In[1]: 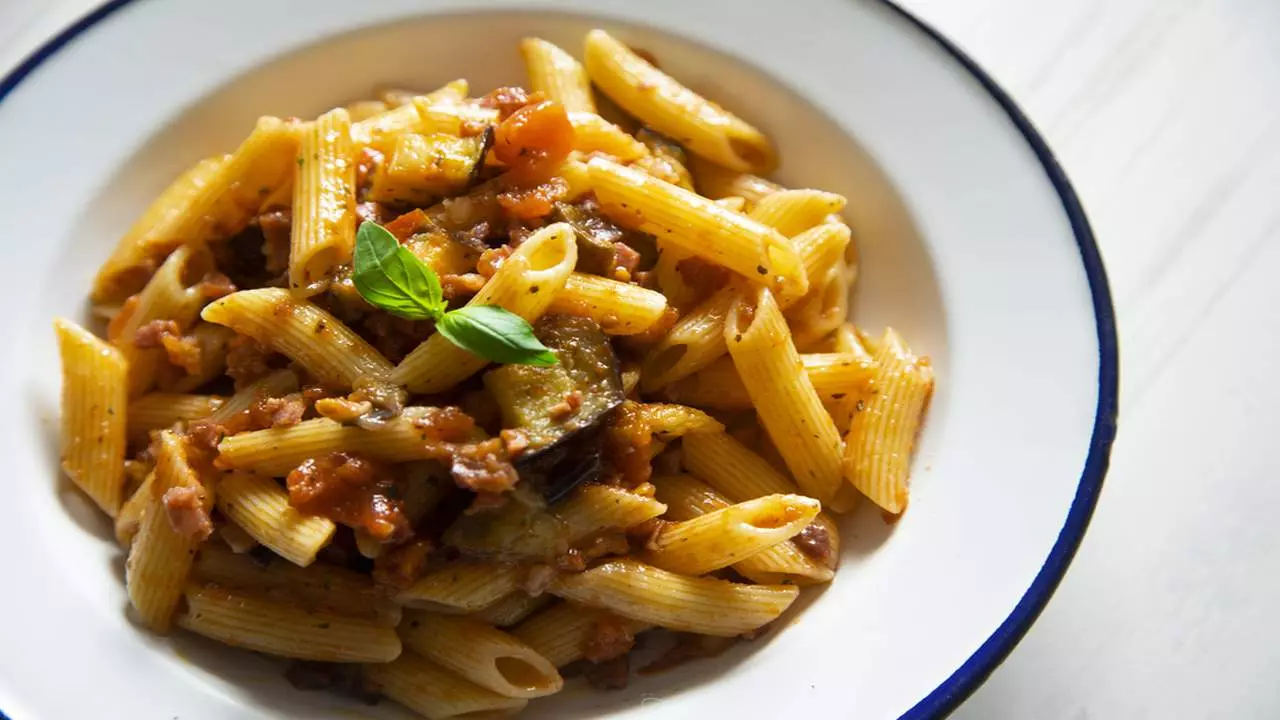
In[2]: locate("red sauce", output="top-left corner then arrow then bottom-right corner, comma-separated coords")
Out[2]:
287,452 -> 411,543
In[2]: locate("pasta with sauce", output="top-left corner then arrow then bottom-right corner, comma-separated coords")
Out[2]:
56,29 -> 933,718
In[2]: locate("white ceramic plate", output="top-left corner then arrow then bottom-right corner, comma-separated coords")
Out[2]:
0,1 -> 1117,718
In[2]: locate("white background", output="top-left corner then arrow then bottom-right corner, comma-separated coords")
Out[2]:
3,0 -> 1278,718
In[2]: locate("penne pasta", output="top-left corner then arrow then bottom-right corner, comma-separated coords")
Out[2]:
667,353 -> 876,410
549,272 -> 669,335
364,650 -> 528,719
652,474 -> 832,584
631,402 -> 723,438
125,430 -> 207,632
91,156 -> 229,302
290,108 -> 356,295
747,189 -> 846,238
842,328 -> 935,514
391,223 -> 577,393
681,430 -> 842,562
115,471 -> 155,548
512,602 -> 651,668
395,561 -> 524,612
214,472 -> 336,567
690,155 -> 781,205
194,543 -> 399,625
787,263 -> 851,350
566,111 -> 649,161
55,319 -> 129,516
644,492 -> 820,576
399,612 -> 563,698
215,406 -> 459,476
470,592 -> 552,628
724,286 -> 847,508
551,558 -> 799,636
209,368 -> 299,422
127,393 -> 225,445
584,29 -> 775,172
178,583 -> 400,662
588,157 -> 807,301
521,37 -> 596,113
201,288 -> 393,389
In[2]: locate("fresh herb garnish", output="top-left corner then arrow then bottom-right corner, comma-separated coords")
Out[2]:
352,222 -> 557,366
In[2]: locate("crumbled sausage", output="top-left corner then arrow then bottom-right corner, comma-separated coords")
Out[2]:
133,319 -> 180,349
287,453 -> 411,543
162,485 -> 213,541
583,615 -> 637,663
792,522 -> 833,566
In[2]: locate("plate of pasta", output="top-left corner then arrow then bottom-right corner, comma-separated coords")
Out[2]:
0,1 -> 1116,719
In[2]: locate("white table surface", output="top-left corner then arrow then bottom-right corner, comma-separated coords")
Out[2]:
3,1 -> 1277,718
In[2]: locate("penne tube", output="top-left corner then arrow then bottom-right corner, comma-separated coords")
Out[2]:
583,29 -> 775,173
127,393 -> 225,445
177,583 -> 401,662
512,602 -> 651,668
391,223 -> 577,393
587,157 -> 807,301
364,650 -> 528,719
566,111 -> 649,161
652,474 -> 832,584
666,353 -> 876,410
470,592 -> 552,628
828,323 -> 877,432
91,156 -> 228,302
55,319 -> 129,516
631,402 -> 723,438
842,328 -> 934,514
194,543 -> 399,625
399,612 -> 563,698
713,195 -> 747,212
786,263 -> 851,350
681,431 -> 841,562
215,407 -> 460,476
215,472 -> 336,567
115,471 -> 155,548
113,244 -> 214,397
747,189 -> 846,238
125,430 -> 207,632
651,243 -> 701,312
644,491 -> 820,576
164,116 -> 298,249
550,558 -> 798,636
549,272 -> 669,335
395,561 -> 524,612
521,37 -> 596,113
724,286 -> 847,508
690,155 -> 781,205
345,99 -> 388,121
202,288 -> 393,389
290,109 -> 356,295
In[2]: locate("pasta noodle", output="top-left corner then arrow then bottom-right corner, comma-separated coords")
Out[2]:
584,29 -> 775,172
549,272 -> 668,335
550,559 -> 799,636
290,108 -> 356,295
399,612 -> 563,698
364,651 -> 529,719
512,602 -> 651,668
644,492 -> 821,575
725,286 -> 847,508
842,328 -> 935,514
665,352 -> 876,410
202,288 -> 393,388
56,319 -> 128,516
214,472 -> 336,567
520,37 -> 596,113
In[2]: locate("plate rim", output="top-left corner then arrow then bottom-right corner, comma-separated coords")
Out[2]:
0,1 -> 1119,718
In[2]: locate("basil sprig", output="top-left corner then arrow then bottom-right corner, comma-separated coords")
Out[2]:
353,222 -> 557,366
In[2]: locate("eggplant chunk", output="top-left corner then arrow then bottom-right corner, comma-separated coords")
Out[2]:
483,315 -> 624,501
367,132 -> 489,206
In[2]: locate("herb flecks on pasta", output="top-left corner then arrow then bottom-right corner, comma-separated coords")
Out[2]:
57,29 -> 933,720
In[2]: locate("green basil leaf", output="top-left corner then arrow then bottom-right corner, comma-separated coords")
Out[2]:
352,221 -> 444,320
436,305 -> 559,366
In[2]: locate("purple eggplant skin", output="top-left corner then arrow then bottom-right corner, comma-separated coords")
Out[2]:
483,315 -> 624,502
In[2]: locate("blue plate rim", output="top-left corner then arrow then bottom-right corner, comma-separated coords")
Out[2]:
0,1 -> 1118,718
